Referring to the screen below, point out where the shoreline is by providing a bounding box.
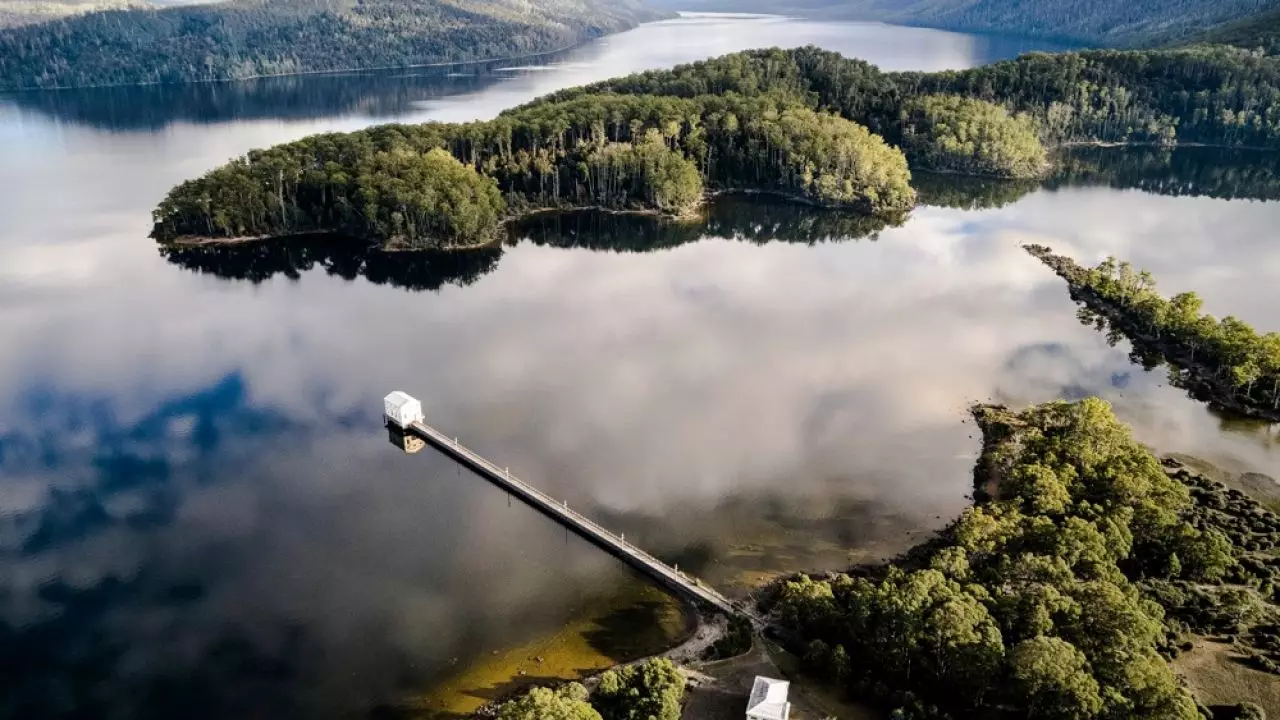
[470,600,720,719]
[154,189,880,251]
[0,25,656,95]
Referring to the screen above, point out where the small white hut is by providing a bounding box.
[383,391,424,428]
[746,676,790,720]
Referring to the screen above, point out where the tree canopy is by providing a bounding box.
[901,95,1047,178]
[152,90,916,246]
[776,398,1257,719]
[494,660,685,720]
[1027,245,1280,421]
[496,684,602,720]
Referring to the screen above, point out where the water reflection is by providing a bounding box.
[0,61,522,131]
[1048,146,1280,201]
[158,149,1280,292]
[0,13,1275,720]
[0,372,684,720]
[158,198,890,286]
[160,236,504,291]
[0,14,1068,131]
[916,146,1280,211]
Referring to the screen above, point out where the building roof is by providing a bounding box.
[384,391,418,409]
[746,676,789,720]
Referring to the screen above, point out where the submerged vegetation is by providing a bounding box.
[155,44,1280,248]
[772,399,1280,719]
[1027,245,1280,422]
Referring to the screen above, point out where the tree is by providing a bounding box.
[1008,636,1103,720]
[594,659,685,720]
[497,685,602,720]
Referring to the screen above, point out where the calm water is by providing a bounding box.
[1,12,1276,720]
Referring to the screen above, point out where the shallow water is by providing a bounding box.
[1,13,1276,720]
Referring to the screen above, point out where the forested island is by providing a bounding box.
[153,43,1280,249]
[1026,245,1280,423]
[0,0,666,91]
[151,91,918,248]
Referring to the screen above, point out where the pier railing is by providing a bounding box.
[407,420,755,622]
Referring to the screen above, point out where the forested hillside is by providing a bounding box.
[650,0,1280,47]
[1189,6,1280,54]
[894,0,1280,47]
[0,0,666,90]
[0,0,137,29]
[540,46,1280,148]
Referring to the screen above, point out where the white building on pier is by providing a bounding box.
[383,391,424,428]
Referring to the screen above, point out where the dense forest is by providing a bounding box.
[154,44,1280,247]
[901,94,1047,178]
[151,91,917,247]
[649,0,1280,47]
[0,0,136,29]
[545,45,1280,148]
[1027,245,1280,422]
[0,0,665,90]
[772,399,1280,719]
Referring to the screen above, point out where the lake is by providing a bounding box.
[1,12,1277,720]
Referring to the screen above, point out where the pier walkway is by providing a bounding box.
[407,419,757,623]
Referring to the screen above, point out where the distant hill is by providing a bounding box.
[0,0,667,90]
[0,0,139,28]
[1187,5,1280,53]
[651,0,1280,46]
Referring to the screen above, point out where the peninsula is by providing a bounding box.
[1026,244,1280,422]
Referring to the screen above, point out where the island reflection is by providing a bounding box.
[158,196,895,288]
[159,147,1280,290]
